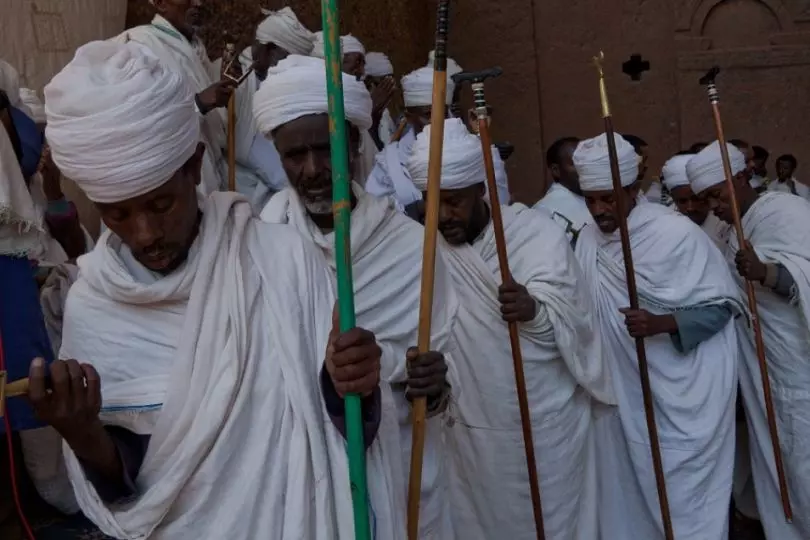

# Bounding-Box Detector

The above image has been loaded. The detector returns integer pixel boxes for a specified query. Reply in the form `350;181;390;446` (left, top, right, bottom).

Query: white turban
310;31;366;59
406;118;485;191
255;7;315;56
402;66;455;107
45;40;200;204
661;154;693;192
492;146;509;202
365;52;393;77
686;140;746;195
0;60;23;109
253;54;372;135
427;50;463;78
573;133;639;191
19;88;45;124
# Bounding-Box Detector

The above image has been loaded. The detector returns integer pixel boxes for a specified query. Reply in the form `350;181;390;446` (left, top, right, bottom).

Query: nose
132;212;162;248
707;197;719;210
438;200;453;222
684;199;698;213
302;150;320;179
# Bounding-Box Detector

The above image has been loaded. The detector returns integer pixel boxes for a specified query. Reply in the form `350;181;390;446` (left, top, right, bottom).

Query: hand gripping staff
408;1;451;538
699;66;792;522
592;52;674;540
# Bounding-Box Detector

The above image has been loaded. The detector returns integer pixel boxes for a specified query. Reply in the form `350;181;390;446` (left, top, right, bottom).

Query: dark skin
404;105;449;136
366;75;397;150
342;52;365;80
274;113;449;400
251;41;289;81
550;141;581;195
776;159;796;183
669;185;709;226
434;184;537;323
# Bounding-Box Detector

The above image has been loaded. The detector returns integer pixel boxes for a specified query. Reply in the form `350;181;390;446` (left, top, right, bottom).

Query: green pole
320;3;371;539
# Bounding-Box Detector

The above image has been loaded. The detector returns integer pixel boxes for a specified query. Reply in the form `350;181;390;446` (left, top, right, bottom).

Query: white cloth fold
401;66;454;107
311;32;365;59
61;193;406;539
253;55;372;135
686;140;746;195
574;133;638;191
534;183;594;246
365;52;394;77
661;154;693;191
19;88;45;124
45;40;200;203
255;7;314;55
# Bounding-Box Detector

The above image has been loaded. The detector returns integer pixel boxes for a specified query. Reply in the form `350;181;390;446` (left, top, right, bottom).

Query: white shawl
534;183;594;245
442;203;613;540
260;185;459;538
365;130;421;211
60;193;405;539
575;201;741;539
727;192;810;538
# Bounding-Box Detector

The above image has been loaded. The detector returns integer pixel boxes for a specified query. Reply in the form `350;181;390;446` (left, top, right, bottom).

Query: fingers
406;347;418;363
333;327;375;352
50;360;70;403
334;371;379;398
83;364;101;414
65;359;86;409
330;344;381;372
28;357;48;404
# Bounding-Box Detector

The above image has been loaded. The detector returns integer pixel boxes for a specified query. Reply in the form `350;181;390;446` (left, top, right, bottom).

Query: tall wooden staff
699;67;792;521
592;52;674;540
408;1;451;538
455;67;545;539
222;43;238;192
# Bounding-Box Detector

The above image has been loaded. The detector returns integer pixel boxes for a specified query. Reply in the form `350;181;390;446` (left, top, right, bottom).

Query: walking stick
699;67;792;521
408;1;451;538
592;52;674;540
0;373;30;418
454;67;545;539
223;43;237;192
320;3;371;539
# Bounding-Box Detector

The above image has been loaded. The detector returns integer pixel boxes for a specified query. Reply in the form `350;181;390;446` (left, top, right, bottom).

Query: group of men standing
1;1;808;539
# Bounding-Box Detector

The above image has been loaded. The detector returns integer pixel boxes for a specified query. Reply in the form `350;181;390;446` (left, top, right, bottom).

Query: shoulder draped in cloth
534;183;594;247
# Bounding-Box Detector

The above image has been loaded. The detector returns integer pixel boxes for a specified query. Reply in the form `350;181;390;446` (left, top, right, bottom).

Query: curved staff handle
408;2;451;539
593;52;675;540
472;77;546;540
699;67;792;522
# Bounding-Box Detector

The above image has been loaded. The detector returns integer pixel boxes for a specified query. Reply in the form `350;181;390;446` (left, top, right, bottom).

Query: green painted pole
320;2;371;539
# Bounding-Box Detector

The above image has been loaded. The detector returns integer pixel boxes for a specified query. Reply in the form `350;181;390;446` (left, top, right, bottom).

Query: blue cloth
670;303;734;354
0;255;53;432
10;106;44;180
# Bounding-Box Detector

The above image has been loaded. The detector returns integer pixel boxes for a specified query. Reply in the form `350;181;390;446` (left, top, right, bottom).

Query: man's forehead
670;185;695;197
274;114;330;142
582;188;615;198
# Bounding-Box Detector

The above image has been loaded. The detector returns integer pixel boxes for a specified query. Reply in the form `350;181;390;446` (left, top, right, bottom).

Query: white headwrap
427;50;463;77
406;118;484;191
365;52;394;77
19;88;45;124
661;154;693;192
492;146;509;202
253;54;372;135
0;60;23;109
573;133;639;191
686;140;746;195
255;7;315;56
401;66;454;107
310;31;366;59
45;40;200;204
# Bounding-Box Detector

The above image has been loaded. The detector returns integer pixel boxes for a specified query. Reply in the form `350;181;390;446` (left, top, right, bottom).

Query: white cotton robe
260;185;459;539
575;201;740;540
115;16;227;197
534;183;594;246
724;192;810;539
442;204;614;540
59;194;405;540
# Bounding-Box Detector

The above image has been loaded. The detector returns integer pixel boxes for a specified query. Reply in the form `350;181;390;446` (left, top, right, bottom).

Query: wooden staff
699;67;792;521
408;1;451;538
459;67;546;539
0;373;30;418
389;118;408;143
593;52;674;540
223;43;237;192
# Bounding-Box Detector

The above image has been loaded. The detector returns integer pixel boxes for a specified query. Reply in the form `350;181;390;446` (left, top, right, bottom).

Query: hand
498;280;536;322
370;76;396;116
28;357;102;445
325;306;381;398
196;80;236;113
405;347;448;402
619;308;677;339
39;146;65;201
735;242;767;282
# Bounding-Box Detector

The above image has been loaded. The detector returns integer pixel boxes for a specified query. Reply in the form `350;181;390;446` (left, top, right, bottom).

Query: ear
549;163;561;179
190;142;206;187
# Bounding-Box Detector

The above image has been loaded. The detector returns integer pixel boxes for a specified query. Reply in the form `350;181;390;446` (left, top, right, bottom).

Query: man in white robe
535;136;593;248
573;133;741;540
230;7;313;208
365;52;398;145
688;140;810;539
662;151;730;249
253;54;457;539
120;0;234;197
31;40;405;539
406;118;615;539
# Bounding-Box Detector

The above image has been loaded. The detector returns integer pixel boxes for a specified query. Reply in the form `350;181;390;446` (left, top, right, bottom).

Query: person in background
729;139;764;193
364;52;398;150
772;154;806;199
752;145;770;184
622;134;658;203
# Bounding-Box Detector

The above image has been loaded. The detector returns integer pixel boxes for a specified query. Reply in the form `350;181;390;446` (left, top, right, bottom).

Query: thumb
619;307;630;314
331;303;340;330
744;240;754;251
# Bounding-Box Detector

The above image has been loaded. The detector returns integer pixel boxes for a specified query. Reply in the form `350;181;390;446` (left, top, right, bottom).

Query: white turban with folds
45;40;200;203
365;52;393;77
406;118;484;191
427;50;463;78
255;7;315;56
661;154;693;191
686;140;746;195
573;133;639;191
252;54;372;135
402;66;454;107
310;31;366;59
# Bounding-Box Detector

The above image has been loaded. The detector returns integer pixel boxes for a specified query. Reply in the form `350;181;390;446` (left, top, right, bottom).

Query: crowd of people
1;1;808;539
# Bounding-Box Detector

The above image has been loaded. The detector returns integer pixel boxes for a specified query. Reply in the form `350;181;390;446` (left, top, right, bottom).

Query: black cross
622;54;651;81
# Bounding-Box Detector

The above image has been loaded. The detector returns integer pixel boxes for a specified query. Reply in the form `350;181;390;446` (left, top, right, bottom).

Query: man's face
154;0;203;35
273;114;359;217
405;106;450;135
670;185;709;226
704;172;746;224
753;158;767;177
252;42;288;80
434;184;484;245
551;142;580;193
95;144;204;274
637;145;649;182
343;53;365;79
584;185;638;234
776;159;795;181
738;145;756;176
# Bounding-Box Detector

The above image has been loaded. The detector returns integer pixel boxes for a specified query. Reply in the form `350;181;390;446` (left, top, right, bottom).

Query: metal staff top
593;51;611;118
